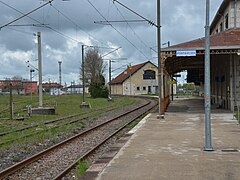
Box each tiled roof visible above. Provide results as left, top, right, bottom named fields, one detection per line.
left=110, top=61, right=154, bottom=85
left=162, top=28, right=240, bottom=51
left=42, top=83, right=62, bottom=88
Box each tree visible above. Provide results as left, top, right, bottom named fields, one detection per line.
left=80, top=48, right=108, bottom=98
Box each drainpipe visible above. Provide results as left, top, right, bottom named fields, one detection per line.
left=233, top=55, right=237, bottom=108
left=234, top=0, right=237, bottom=28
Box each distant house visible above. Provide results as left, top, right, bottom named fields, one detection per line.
left=110, top=61, right=162, bottom=95
left=22, top=81, right=38, bottom=95
left=42, top=83, right=63, bottom=95
left=0, top=80, right=37, bottom=95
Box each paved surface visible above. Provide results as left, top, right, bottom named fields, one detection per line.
left=93, top=97, right=240, bottom=180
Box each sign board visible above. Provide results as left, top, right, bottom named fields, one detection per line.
left=168, top=81, right=177, bottom=85
left=176, top=50, right=196, bottom=57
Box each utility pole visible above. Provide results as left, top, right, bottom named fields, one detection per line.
left=109, top=60, right=112, bottom=99
left=157, top=0, right=163, bottom=118
left=204, top=0, right=213, bottom=151
left=80, top=45, right=90, bottom=108
left=82, top=45, right=85, bottom=102
left=9, top=83, right=13, bottom=120
left=37, top=32, right=43, bottom=107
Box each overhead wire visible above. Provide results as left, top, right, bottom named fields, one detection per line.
left=50, top=4, right=114, bottom=49
left=113, top=3, right=151, bottom=56
left=0, top=0, right=53, bottom=30
left=0, top=1, right=114, bottom=49
left=86, top=0, right=150, bottom=60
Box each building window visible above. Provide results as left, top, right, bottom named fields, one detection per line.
left=143, top=86, right=146, bottom=91
left=137, top=87, right=140, bottom=91
left=225, top=14, right=228, bottom=29
left=219, top=22, right=223, bottom=32
left=143, top=70, right=156, bottom=80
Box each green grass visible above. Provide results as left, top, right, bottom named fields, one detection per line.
left=75, top=160, right=89, bottom=178
left=0, top=94, right=138, bottom=150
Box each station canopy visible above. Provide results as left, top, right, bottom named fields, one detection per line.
left=162, top=28, right=240, bottom=75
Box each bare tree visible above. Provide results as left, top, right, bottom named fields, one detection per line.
left=80, top=48, right=106, bottom=86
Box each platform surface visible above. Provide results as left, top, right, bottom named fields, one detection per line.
left=96, top=97, right=240, bottom=180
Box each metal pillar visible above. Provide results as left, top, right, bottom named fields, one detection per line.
left=9, top=83, right=13, bottom=120
left=109, top=60, right=112, bottom=99
left=157, top=0, right=162, bottom=117
left=82, top=45, right=85, bottom=103
left=58, top=61, right=62, bottom=86
left=30, top=69, right=35, bottom=99
left=58, top=61, right=62, bottom=95
left=37, top=32, right=43, bottom=107
left=204, top=0, right=213, bottom=151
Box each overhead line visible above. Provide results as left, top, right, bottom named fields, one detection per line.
left=0, top=0, right=53, bottom=30
left=113, top=3, right=150, bottom=54
left=49, top=4, right=116, bottom=49
left=0, top=1, right=114, bottom=49
left=112, top=0, right=157, bottom=27
left=86, top=0, right=150, bottom=60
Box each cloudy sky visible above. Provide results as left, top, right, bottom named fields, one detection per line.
left=0, top=0, right=222, bottom=85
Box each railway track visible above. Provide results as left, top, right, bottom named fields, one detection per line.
left=0, top=106, right=118, bottom=147
left=0, top=98, right=157, bottom=179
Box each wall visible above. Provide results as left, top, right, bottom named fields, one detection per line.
left=123, top=62, right=159, bottom=95
left=111, top=84, right=123, bottom=95
left=211, top=1, right=240, bottom=34
left=211, top=54, right=231, bottom=109
left=230, top=54, right=240, bottom=110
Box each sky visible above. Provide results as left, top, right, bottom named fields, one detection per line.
left=0, top=0, right=223, bottom=86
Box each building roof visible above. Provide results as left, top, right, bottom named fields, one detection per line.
left=210, top=0, right=230, bottom=33
left=162, top=28, right=240, bottom=52
left=110, top=61, right=156, bottom=85
left=42, top=83, right=63, bottom=88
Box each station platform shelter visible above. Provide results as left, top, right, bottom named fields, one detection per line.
left=161, top=28, right=240, bottom=111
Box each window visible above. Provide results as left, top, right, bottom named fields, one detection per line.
left=137, top=87, right=140, bottom=91
left=220, top=23, right=223, bottom=32
left=143, top=70, right=156, bottom=80
left=143, top=86, right=146, bottom=91
left=225, top=14, right=228, bottom=29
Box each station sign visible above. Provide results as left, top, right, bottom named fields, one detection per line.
left=176, top=50, right=196, bottom=57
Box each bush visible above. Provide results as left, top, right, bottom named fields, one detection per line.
left=89, top=85, right=109, bottom=98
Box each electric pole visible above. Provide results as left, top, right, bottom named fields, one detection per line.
left=37, top=32, right=43, bottom=107
left=80, top=45, right=89, bottom=108
left=157, top=0, right=162, bottom=118
left=204, top=0, right=213, bottom=151
left=109, top=60, right=112, bottom=99
left=82, top=45, right=85, bottom=103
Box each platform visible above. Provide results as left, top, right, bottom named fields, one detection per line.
left=92, top=97, right=240, bottom=180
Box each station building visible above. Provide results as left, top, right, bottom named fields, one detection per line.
left=162, top=0, right=240, bottom=111
left=110, top=61, right=172, bottom=110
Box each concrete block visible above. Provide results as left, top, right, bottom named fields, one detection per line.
left=32, top=107, right=55, bottom=115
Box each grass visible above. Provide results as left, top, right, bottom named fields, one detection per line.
left=0, top=94, right=138, bottom=150
left=75, top=160, right=89, bottom=178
